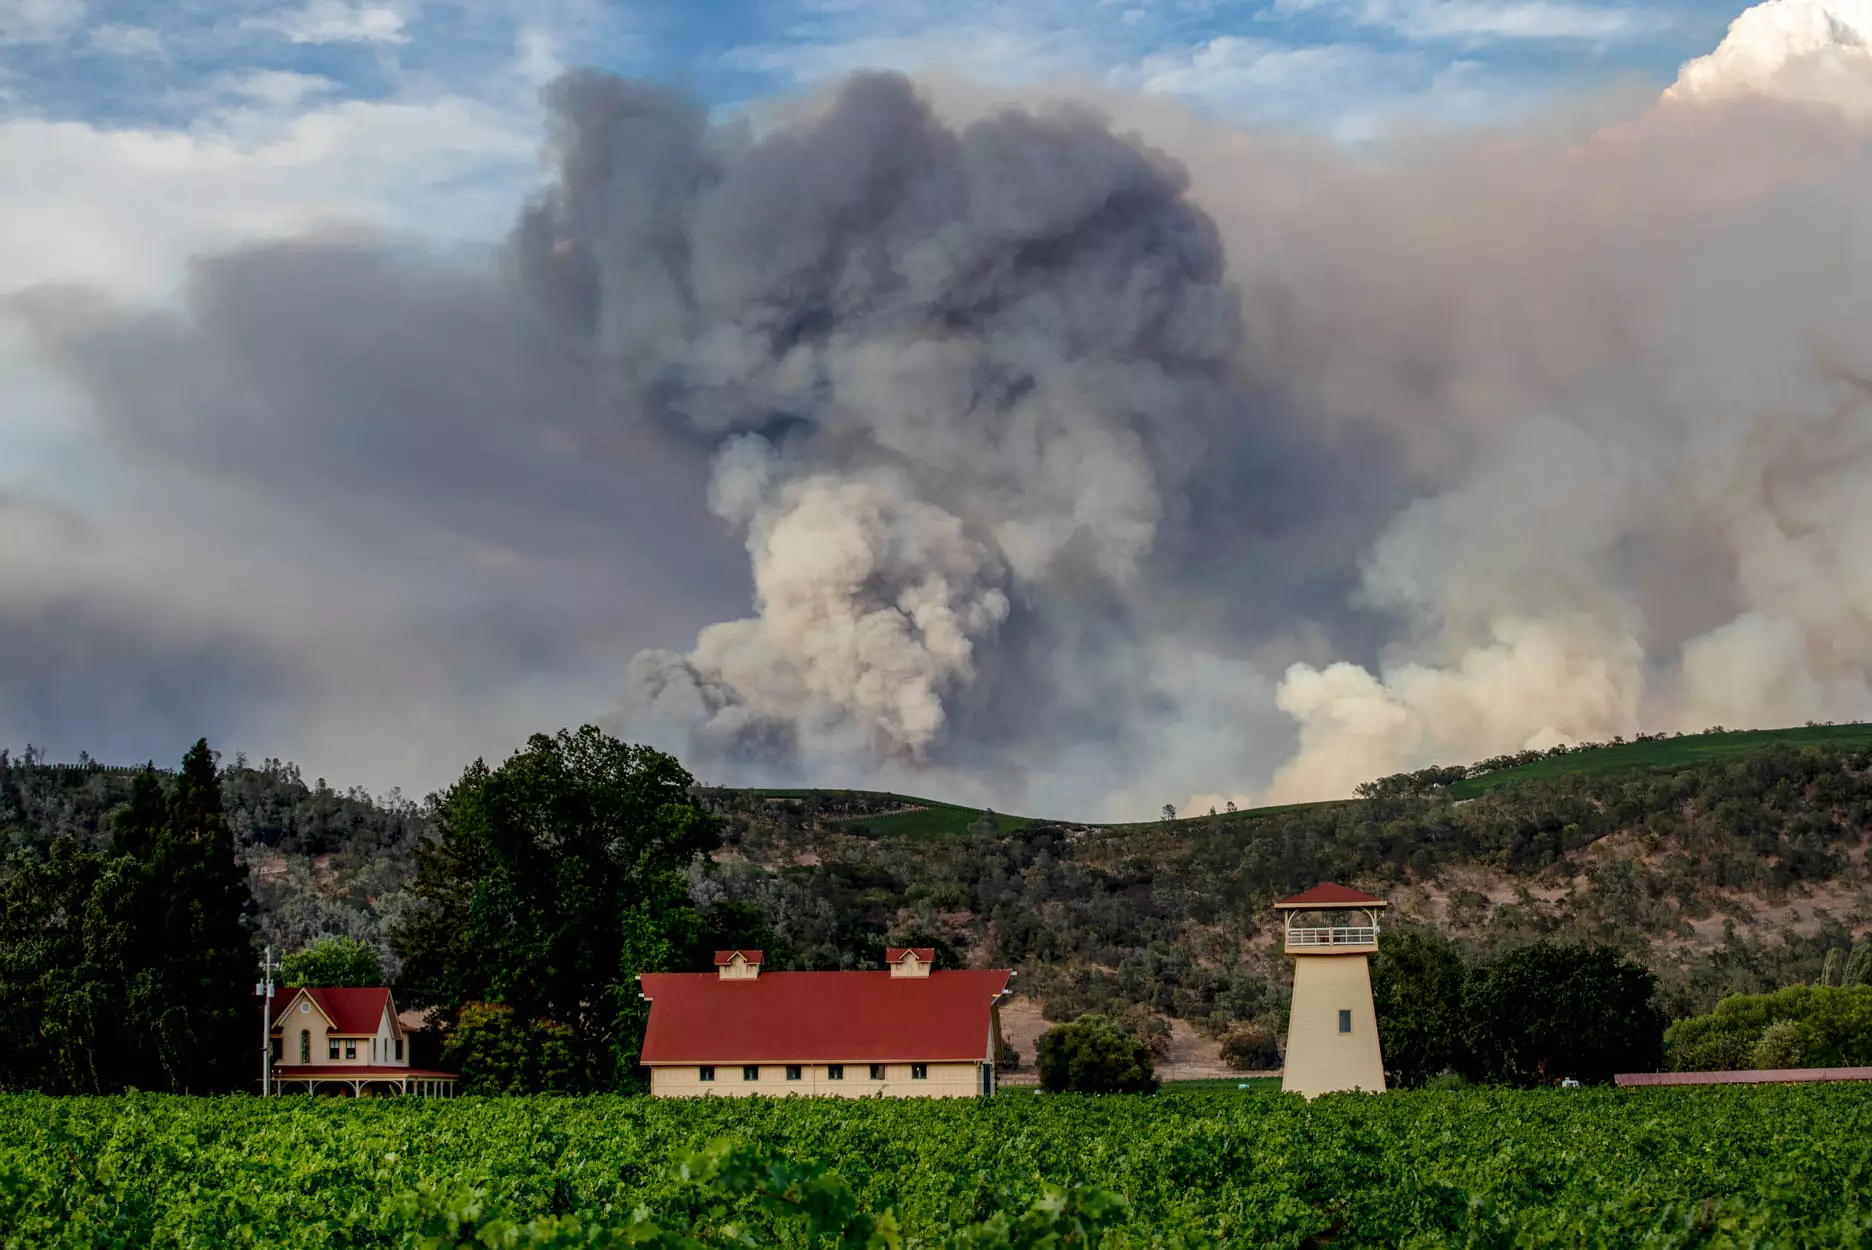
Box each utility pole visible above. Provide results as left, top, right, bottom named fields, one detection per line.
left=255, top=945, right=277, bottom=1096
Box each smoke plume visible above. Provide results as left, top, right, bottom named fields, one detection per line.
left=13, top=0, right=1872, bottom=816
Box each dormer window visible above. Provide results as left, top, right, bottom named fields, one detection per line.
left=715, top=950, right=764, bottom=980
left=887, top=948, right=934, bottom=978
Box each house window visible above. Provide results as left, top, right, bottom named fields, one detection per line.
left=1338, top=1010, right=1352, bottom=1034
left=786, top=1065, right=802, bottom=1081
left=911, top=1064, right=928, bottom=1080
left=699, top=1065, right=715, bottom=1082
left=299, top=1030, right=310, bottom=1063
left=328, top=1038, right=340, bottom=1060
left=743, top=1065, right=759, bottom=1081
left=395, top=1039, right=403, bottom=1062
left=828, top=1065, right=844, bottom=1080
left=271, top=1037, right=282, bottom=1062
left=869, top=1064, right=885, bottom=1080
left=345, top=1040, right=357, bottom=1060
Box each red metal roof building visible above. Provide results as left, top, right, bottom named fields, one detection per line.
left=640, top=951, right=1012, bottom=1098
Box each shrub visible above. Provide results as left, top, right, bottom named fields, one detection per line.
left=1666, top=985, right=1872, bottom=1070
left=1036, top=1014, right=1158, bottom=1094
left=1751, top=1020, right=1803, bottom=1070
left=1218, top=1024, right=1280, bottom=1071
left=443, top=1002, right=578, bottom=1094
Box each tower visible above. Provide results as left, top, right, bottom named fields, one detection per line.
left=1276, top=883, right=1386, bottom=1097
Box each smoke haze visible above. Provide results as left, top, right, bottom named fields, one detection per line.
left=10, top=1, right=1872, bottom=817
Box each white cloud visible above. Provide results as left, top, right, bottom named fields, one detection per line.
left=0, top=89, right=535, bottom=300
left=244, top=0, right=411, bottom=45
left=87, top=22, right=163, bottom=57
left=1668, top=0, right=1872, bottom=112
left=0, top=0, right=84, bottom=44
left=1272, top=0, right=1653, bottom=41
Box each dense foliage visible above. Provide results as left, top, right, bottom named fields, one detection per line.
left=393, top=728, right=729, bottom=1091
left=1665, top=985, right=1872, bottom=1071
left=5, top=1087, right=1872, bottom=1246
left=284, top=936, right=385, bottom=988
left=1034, top=1015, right=1158, bottom=1094
left=1372, top=936, right=1665, bottom=1087
left=0, top=741, right=253, bottom=1093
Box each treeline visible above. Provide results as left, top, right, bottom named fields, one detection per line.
left=0, top=742, right=251, bottom=1093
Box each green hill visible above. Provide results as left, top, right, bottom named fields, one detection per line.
left=1446, top=723, right=1872, bottom=798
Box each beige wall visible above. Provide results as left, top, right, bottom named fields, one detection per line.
left=651, top=1062, right=986, bottom=1098
left=1282, top=953, right=1386, bottom=1098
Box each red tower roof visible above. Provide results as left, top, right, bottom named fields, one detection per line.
left=1274, top=883, right=1387, bottom=909
left=639, top=969, right=1011, bottom=1064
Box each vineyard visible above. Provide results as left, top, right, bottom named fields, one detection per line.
left=4, top=1086, right=1872, bottom=1247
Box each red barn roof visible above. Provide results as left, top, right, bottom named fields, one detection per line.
left=639, top=969, right=1011, bottom=1064
left=1274, top=883, right=1387, bottom=909
left=270, top=987, right=399, bottom=1036
left=713, top=950, right=765, bottom=965
left=886, top=947, right=935, bottom=962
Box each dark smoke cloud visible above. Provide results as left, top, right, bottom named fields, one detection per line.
left=12, top=10, right=1872, bottom=815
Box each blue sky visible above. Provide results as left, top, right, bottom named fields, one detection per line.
left=7, top=1, right=1751, bottom=140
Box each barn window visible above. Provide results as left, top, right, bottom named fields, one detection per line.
left=786, top=1065, right=802, bottom=1081
left=869, top=1064, right=885, bottom=1080
left=743, top=1065, right=759, bottom=1081
left=828, top=1065, right=844, bottom=1080
left=911, top=1064, right=928, bottom=1080
left=1338, top=1010, right=1352, bottom=1034
left=699, top=1066, right=715, bottom=1082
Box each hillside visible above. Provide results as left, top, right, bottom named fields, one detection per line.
left=5, top=724, right=1872, bottom=1067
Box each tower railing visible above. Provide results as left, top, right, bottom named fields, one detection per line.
left=1284, top=925, right=1379, bottom=950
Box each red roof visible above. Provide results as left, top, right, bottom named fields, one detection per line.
left=1274, top=883, right=1387, bottom=908
left=270, top=987, right=398, bottom=1035
left=1617, top=1067, right=1872, bottom=1087
left=713, top=950, right=765, bottom=965
left=640, top=969, right=1011, bottom=1064
left=886, top=947, right=935, bottom=962
left=273, top=1065, right=456, bottom=1079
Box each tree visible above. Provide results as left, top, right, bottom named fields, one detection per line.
left=393, top=727, right=721, bottom=1090
left=1036, top=1014, right=1158, bottom=1094
left=0, top=743, right=254, bottom=1094
left=1843, top=942, right=1872, bottom=988
left=284, top=936, right=384, bottom=987
left=443, top=1002, right=578, bottom=1094
left=1160, top=805, right=1176, bottom=824
left=1820, top=948, right=1846, bottom=987
left=1462, top=941, right=1664, bottom=1085
left=1372, top=928, right=1470, bottom=1087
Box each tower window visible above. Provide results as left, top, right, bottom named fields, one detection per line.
left=1338, top=1010, right=1352, bottom=1034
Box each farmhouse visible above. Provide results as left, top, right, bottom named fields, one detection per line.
left=267, top=985, right=458, bottom=1096
left=640, top=949, right=1012, bottom=1097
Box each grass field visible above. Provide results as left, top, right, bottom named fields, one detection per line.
left=1445, top=722, right=1872, bottom=798
left=5, top=1086, right=1871, bottom=1246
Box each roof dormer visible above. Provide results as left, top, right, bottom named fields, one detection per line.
left=714, top=950, right=763, bottom=980
left=887, top=947, right=934, bottom=978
